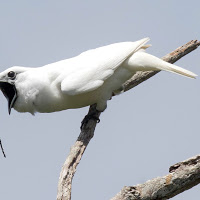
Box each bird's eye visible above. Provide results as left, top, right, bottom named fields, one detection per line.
left=7, top=71, right=16, bottom=79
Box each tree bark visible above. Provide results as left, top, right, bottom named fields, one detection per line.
left=57, top=40, right=200, bottom=200
left=111, top=155, right=200, bottom=200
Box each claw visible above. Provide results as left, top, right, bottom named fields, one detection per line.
left=81, top=113, right=100, bottom=129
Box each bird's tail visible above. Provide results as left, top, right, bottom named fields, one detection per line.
left=131, top=52, right=197, bottom=79
left=156, top=59, right=197, bottom=79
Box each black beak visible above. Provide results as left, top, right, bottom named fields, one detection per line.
left=0, top=82, right=17, bottom=114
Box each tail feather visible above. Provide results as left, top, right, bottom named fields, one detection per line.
left=158, top=57, right=197, bottom=78
left=129, top=52, right=197, bottom=79
left=161, top=62, right=197, bottom=79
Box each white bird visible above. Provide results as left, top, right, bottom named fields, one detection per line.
left=0, top=38, right=197, bottom=118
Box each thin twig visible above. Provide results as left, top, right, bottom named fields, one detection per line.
left=0, top=139, right=6, bottom=158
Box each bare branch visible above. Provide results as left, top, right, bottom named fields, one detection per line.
left=57, top=105, right=101, bottom=200
left=57, top=40, right=200, bottom=200
left=111, top=155, right=200, bottom=200
left=0, top=138, right=6, bottom=158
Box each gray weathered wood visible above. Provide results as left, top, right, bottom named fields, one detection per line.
left=57, top=40, right=200, bottom=200
left=111, top=155, right=200, bottom=200
left=57, top=105, right=101, bottom=200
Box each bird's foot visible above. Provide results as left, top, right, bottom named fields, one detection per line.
left=81, top=113, right=100, bottom=129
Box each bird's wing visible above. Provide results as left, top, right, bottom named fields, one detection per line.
left=61, top=37, right=150, bottom=95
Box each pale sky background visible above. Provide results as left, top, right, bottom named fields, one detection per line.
left=0, top=1, right=199, bottom=200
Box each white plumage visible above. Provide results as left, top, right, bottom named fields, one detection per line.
left=0, top=38, right=197, bottom=115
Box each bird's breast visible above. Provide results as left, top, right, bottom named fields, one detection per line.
left=13, top=66, right=134, bottom=114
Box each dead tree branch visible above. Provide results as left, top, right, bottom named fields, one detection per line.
left=56, top=40, right=200, bottom=200
left=0, top=138, right=6, bottom=158
left=111, top=155, right=200, bottom=200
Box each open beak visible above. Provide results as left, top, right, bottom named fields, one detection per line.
left=0, top=82, right=17, bottom=114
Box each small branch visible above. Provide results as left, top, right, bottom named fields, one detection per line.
left=0, top=138, right=6, bottom=158
left=57, top=40, right=200, bottom=200
left=111, top=155, right=200, bottom=200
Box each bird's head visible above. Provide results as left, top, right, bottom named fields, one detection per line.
left=0, top=66, right=29, bottom=114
